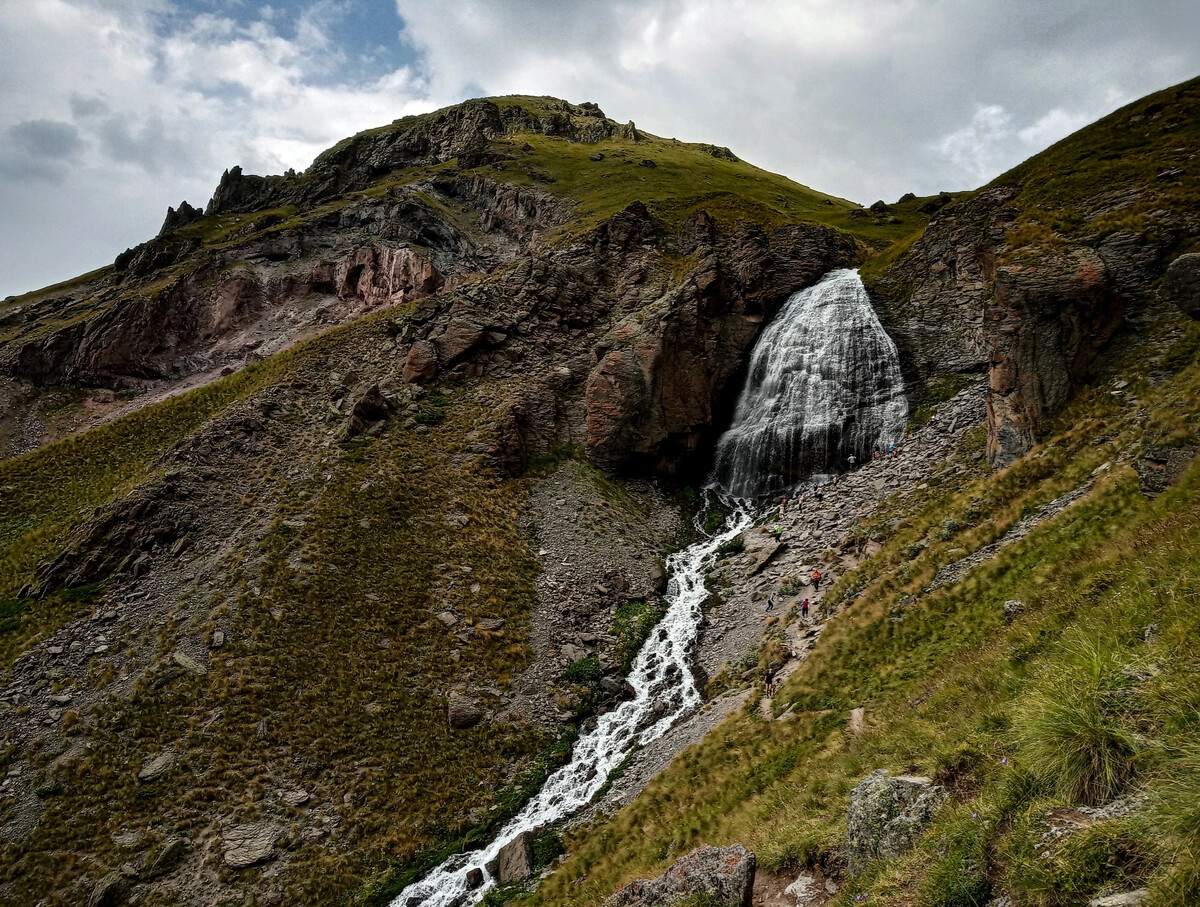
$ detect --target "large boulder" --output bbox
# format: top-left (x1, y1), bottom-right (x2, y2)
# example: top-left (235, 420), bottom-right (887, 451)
top-left (846, 769), bottom-right (948, 876)
top-left (222, 822), bottom-right (278, 868)
top-left (604, 845), bottom-right (756, 907)
top-left (403, 341), bottom-right (439, 384)
top-left (447, 690), bottom-right (484, 729)
top-left (496, 831), bottom-right (534, 883)
top-left (87, 872), bottom-right (131, 907)
top-left (1159, 253), bottom-right (1200, 318)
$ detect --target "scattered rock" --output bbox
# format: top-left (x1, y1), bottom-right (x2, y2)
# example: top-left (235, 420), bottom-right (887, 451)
top-left (1134, 443), bottom-right (1198, 497)
top-left (171, 650), bottom-right (207, 676)
top-left (496, 831), bottom-right (534, 883)
top-left (1003, 600), bottom-right (1025, 624)
top-left (846, 769), bottom-right (948, 876)
top-left (466, 867), bottom-right (485, 889)
top-left (649, 563), bottom-right (668, 594)
top-left (87, 871), bottom-right (131, 907)
top-left (1159, 253), bottom-right (1200, 319)
top-left (137, 750), bottom-right (177, 782)
top-left (448, 690), bottom-right (484, 729)
top-left (783, 873), bottom-right (821, 906)
top-left (477, 617), bottom-right (506, 632)
top-left (403, 341), bottom-right (439, 384)
top-left (436, 611), bottom-right (460, 627)
top-left (849, 707), bottom-right (865, 736)
top-left (222, 822), bottom-right (278, 868)
top-left (142, 836), bottom-right (187, 879)
top-left (280, 788), bottom-right (310, 807)
top-left (604, 845), bottom-right (755, 907)
top-left (1089, 892), bottom-right (1147, 907)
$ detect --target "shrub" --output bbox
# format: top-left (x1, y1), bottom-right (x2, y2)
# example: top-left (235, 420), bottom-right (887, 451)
top-left (716, 536), bottom-right (745, 556)
top-left (1014, 637), bottom-right (1145, 805)
top-left (563, 656), bottom-right (602, 685)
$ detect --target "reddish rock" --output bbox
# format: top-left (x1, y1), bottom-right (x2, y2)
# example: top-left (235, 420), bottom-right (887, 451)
top-left (403, 341), bottom-right (438, 384)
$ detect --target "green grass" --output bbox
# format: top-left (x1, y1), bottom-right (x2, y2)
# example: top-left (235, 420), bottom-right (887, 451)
top-left (519, 307), bottom-right (1200, 907)
top-left (988, 75), bottom-right (1200, 258)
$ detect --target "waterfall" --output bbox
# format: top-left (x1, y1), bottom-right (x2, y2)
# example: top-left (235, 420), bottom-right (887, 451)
top-left (711, 268), bottom-right (907, 498)
top-left (390, 268), bottom-right (905, 907)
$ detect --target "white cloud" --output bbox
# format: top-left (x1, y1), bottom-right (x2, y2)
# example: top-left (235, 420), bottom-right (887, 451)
top-left (1, 0), bottom-right (1199, 297)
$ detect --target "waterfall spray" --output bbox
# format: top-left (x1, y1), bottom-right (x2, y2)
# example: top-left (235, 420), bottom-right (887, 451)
top-left (712, 268), bottom-right (907, 498)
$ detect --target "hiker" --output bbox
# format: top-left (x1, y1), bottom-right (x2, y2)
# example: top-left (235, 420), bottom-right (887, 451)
top-left (889, 443), bottom-right (896, 456)
top-left (766, 595), bottom-right (775, 612)
top-left (848, 453), bottom-right (857, 468)
top-left (812, 569), bottom-right (821, 590)
top-left (765, 668), bottom-right (776, 696)
top-left (873, 448), bottom-right (881, 460)
top-left (780, 495), bottom-right (787, 515)
top-left (774, 524), bottom-right (783, 540)
top-left (801, 598), bottom-right (810, 619)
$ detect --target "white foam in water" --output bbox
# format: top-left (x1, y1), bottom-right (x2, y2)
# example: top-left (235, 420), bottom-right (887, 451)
top-left (712, 268), bottom-right (908, 499)
top-left (393, 268), bottom-right (906, 907)
top-left (393, 501), bottom-right (752, 907)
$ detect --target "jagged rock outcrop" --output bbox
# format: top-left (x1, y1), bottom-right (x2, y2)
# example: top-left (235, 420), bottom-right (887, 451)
top-left (158, 200), bottom-right (203, 236)
top-left (4, 176), bottom-right (566, 387)
top-left (205, 98), bottom-right (636, 216)
top-left (986, 246), bottom-right (1123, 464)
top-left (387, 202), bottom-right (859, 475)
top-left (604, 845), bottom-right (756, 907)
top-left (846, 769), bottom-right (948, 876)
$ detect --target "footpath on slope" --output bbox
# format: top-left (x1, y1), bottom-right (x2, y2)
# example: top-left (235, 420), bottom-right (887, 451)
top-left (581, 383), bottom-right (988, 820)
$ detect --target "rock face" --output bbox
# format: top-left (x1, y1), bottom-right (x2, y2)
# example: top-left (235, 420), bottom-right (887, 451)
top-left (846, 769), bottom-right (948, 876)
top-left (866, 186), bottom-right (1136, 467)
top-left (495, 831), bottom-right (534, 883)
top-left (1159, 253), bottom-right (1200, 318)
top-left (604, 845), bottom-right (756, 907)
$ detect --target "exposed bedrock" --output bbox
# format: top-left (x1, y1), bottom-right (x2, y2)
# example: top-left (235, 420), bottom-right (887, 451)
top-left (864, 185), bottom-right (1172, 467)
top-left (3, 175), bottom-right (569, 387)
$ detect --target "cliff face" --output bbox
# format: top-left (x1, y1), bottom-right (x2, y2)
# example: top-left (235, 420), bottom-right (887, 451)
top-left (867, 76), bottom-right (1200, 466)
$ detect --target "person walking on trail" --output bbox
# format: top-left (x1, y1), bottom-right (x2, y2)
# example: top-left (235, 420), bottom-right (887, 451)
top-left (848, 453), bottom-right (857, 468)
top-left (766, 595), bottom-right (775, 612)
top-left (765, 668), bottom-right (776, 697)
top-left (801, 598), bottom-right (810, 619)
top-left (780, 496), bottom-right (788, 515)
top-left (774, 524), bottom-right (783, 540)
top-left (812, 569), bottom-right (822, 590)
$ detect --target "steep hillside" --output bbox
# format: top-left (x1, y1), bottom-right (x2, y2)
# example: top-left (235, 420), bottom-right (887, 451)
top-left (865, 75), bottom-right (1200, 466)
top-left (0, 96), bottom-right (933, 463)
top-left (0, 97), bottom-right (905, 906)
top-left (528, 275), bottom-right (1200, 907)
top-left (0, 79), bottom-right (1197, 907)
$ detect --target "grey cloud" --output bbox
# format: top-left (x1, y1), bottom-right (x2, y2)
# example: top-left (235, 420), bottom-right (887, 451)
top-left (0, 119), bottom-right (84, 182)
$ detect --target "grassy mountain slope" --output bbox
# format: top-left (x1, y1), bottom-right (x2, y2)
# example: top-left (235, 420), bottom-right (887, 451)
top-left (525, 281), bottom-right (1200, 907)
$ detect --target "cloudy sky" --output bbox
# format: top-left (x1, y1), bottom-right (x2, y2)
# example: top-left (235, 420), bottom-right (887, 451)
top-left (2, 0), bottom-right (1198, 298)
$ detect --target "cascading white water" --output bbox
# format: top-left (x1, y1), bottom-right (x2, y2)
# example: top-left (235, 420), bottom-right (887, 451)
top-left (392, 268), bottom-right (906, 907)
top-left (393, 502), bottom-right (752, 907)
top-left (712, 268), bottom-right (908, 498)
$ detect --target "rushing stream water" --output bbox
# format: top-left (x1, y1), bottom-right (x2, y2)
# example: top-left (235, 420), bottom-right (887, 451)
top-left (393, 268), bottom-right (906, 907)
top-left (394, 503), bottom-right (752, 907)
